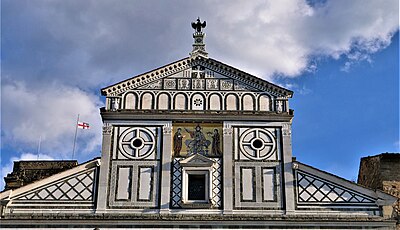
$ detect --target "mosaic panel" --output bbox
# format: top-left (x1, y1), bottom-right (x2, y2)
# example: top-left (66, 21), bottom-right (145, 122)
top-left (206, 79), bottom-right (219, 90)
top-left (173, 123), bottom-right (223, 158)
top-left (178, 79), bottom-right (191, 90)
top-left (220, 79), bottom-right (233, 90)
top-left (138, 80), bottom-right (162, 89)
top-left (192, 79), bottom-right (205, 90)
top-left (164, 79), bottom-right (176, 89)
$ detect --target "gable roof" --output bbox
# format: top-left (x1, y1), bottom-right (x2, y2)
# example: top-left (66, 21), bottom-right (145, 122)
top-left (101, 56), bottom-right (293, 98)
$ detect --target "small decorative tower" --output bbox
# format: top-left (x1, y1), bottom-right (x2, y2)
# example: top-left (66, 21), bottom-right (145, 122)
top-left (190, 17), bottom-right (208, 57)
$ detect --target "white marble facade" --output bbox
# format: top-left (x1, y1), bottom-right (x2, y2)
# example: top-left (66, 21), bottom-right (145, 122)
top-left (0, 22), bottom-right (397, 229)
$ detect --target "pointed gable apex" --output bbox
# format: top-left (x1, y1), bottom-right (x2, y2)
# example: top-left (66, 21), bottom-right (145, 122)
top-left (180, 154), bottom-right (214, 167)
top-left (101, 56), bottom-right (293, 98)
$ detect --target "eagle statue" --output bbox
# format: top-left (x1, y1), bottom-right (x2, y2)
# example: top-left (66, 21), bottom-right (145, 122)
top-left (191, 17), bottom-right (206, 32)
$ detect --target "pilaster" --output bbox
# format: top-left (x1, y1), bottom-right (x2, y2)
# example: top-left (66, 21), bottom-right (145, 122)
top-left (96, 123), bottom-right (113, 212)
top-left (222, 122), bottom-right (233, 214)
top-left (281, 122), bottom-right (295, 214)
top-left (159, 122), bottom-right (173, 213)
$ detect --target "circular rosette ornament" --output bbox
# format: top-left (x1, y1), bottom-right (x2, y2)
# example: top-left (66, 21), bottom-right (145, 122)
top-left (239, 128), bottom-right (276, 160)
top-left (118, 127), bottom-right (156, 159)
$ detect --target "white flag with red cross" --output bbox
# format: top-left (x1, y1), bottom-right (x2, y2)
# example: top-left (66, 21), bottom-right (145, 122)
top-left (77, 121), bottom-right (90, 129)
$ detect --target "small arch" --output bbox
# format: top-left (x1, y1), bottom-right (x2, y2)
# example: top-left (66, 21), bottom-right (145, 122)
top-left (157, 93), bottom-right (170, 110)
top-left (225, 94), bottom-right (239, 111)
top-left (124, 92), bottom-right (137, 110)
top-left (258, 94), bottom-right (271, 111)
top-left (174, 93), bottom-right (188, 110)
top-left (191, 93), bottom-right (206, 110)
top-left (141, 92), bottom-right (154, 110)
top-left (208, 93), bottom-right (222, 111)
top-left (242, 94), bottom-right (255, 111)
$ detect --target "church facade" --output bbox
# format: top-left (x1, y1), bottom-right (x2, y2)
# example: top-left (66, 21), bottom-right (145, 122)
top-left (0, 19), bottom-right (397, 229)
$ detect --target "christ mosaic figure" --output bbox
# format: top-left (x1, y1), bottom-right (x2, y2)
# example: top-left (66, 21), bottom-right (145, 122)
top-left (184, 124), bottom-right (210, 156)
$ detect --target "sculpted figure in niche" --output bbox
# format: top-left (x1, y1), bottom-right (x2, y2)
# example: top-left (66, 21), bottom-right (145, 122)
top-left (276, 100), bottom-right (283, 113)
top-left (173, 128), bottom-right (184, 156)
top-left (184, 124), bottom-right (211, 156)
top-left (208, 129), bottom-right (222, 156)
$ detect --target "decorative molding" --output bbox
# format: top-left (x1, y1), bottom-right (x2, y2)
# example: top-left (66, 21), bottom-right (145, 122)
top-left (234, 161), bottom-right (282, 209)
top-left (239, 128), bottom-right (277, 161)
top-left (118, 127), bottom-right (156, 160)
top-left (103, 124), bottom-right (113, 135)
top-left (163, 123), bottom-right (172, 135)
top-left (101, 56), bottom-right (293, 98)
top-left (109, 161), bottom-right (159, 208)
top-left (223, 123), bottom-right (233, 136)
top-left (282, 123), bottom-right (292, 136)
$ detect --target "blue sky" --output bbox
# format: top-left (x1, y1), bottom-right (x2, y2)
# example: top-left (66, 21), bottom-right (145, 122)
top-left (282, 32), bottom-right (399, 180)
top-left (1, 0), bottom-right (399, 189)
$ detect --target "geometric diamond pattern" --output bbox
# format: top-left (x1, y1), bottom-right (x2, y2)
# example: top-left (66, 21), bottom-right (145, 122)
top-left (297, 171), bottom-right (375, 204)
top-left (171, 158), bottom-right (182, 208)
top-left (170, 158), bottom-right (222, 208)
top-left (211, 158), bottom-right (222, 208)
top-left (18, 169), bottom-right (95, 201)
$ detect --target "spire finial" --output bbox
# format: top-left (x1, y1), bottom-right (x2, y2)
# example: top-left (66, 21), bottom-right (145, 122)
top-left (190, 17), bottom-right (208, 58)
top-left (191, 17), bottom-right (206, 33)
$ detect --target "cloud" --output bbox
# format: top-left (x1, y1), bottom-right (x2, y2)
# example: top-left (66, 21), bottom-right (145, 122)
top-left (3, 0), bottom-right (398, 84)
top-left (0, 153), bottom-right (54, 190)
top-left (1, 0), bottom-right (398, 181)
top-left (208, 0), bottom-right (398, 78)
top-left (1, 79), bottom-right (103, 160)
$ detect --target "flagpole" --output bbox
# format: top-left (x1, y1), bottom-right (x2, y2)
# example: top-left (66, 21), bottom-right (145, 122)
top-left (72, 114), bottom-right (80, 159)
top-left (37, 135), bottom-right (42, 160)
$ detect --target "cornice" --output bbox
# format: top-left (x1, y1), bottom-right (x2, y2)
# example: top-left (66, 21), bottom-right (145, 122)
top-left (101, 56), bottom-right (293, 98)
top-left (100, 109), bottom-right (294, 123)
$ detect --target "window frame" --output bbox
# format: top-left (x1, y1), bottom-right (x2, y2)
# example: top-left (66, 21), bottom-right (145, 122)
top-left (181, 167), bottom-right (211, 204)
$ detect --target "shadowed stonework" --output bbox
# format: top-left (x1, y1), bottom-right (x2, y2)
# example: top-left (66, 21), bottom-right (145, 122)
top-left (3, 160), bottom-right (78, 191)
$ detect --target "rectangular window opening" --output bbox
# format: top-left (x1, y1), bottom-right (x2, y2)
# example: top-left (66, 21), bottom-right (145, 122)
top-left (188, 174), bottom-right (206, 201)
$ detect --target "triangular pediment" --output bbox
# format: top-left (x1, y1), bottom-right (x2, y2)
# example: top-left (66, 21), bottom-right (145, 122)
top-left (179, 154), bottom-right (214, 167)
top-left (101, 56), bottom-right (293, 98)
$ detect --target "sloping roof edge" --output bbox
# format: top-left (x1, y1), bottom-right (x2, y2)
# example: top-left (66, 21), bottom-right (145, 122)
top-left (0, 158), bottom-right (101, 201)
top-left (101, 56), bottom-right (293, 98)
top-left (294, 161), bottom-right (397, 205)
